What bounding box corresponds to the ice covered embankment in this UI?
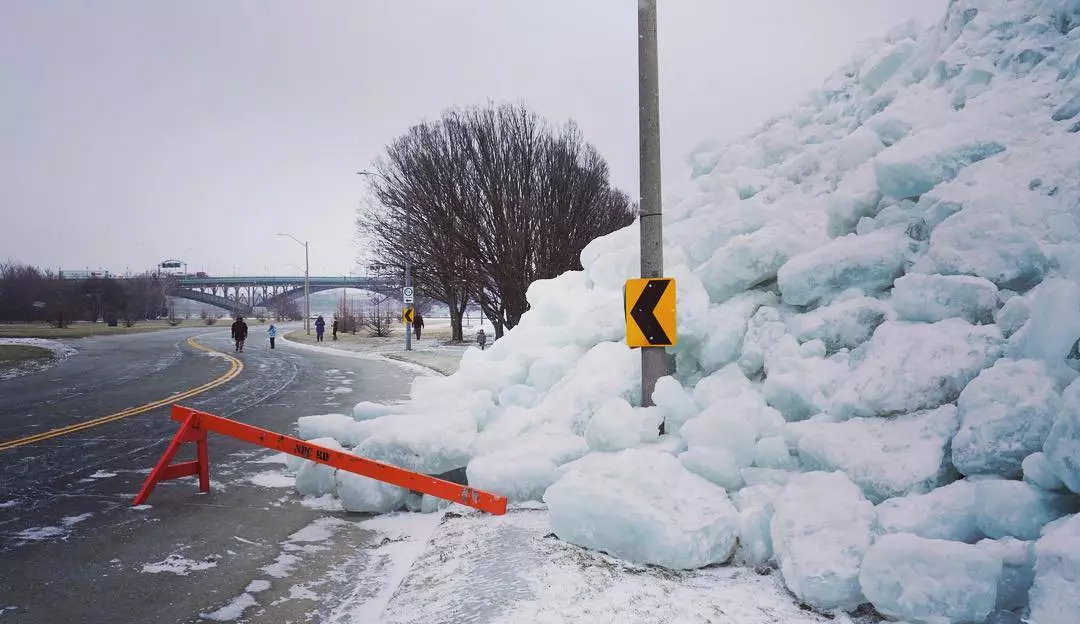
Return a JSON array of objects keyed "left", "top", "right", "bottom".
[{"left": 292, "top": 0, "right": 1080, "bottom": 621}]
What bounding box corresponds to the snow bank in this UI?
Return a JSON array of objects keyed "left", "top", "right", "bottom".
[
  {"left": 295, "top": 0, "right": 1080, "bottom": 615},
  {"left": 543, "top": 450, "right": 740, "bottom": 570}
]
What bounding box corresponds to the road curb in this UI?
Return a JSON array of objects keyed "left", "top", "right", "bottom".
[{"left": 278, "top": 333, "right": 451, "bottom": 377}]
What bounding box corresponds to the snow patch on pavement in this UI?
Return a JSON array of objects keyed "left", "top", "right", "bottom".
[{"left": 142, "top": 553, "right": 221, "bottom": 576}]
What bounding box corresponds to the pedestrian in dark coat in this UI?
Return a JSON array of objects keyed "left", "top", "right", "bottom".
[
  {"left": 413, "top": 313, "right": 424, "bottom": 340},
  {"left": 332, "top": 317, "right": 339, "bottom": 340},
  {"left": 315, "top": 315, "right": 326, "bottom": 342},
  {"left": 231, "top": 316, "right": 249, "bottom": 352}
]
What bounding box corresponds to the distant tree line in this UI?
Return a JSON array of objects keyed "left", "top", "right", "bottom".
[
  {"left": 358, "top": 102, "right": 636, "bottom": 342},
  {"left": 0, "top": 262, "right": 170, "bottom": 326}
]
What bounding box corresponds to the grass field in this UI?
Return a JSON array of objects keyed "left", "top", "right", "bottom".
[
  {"left": 0, "top": 344, "right": 55, "bottom": 365},
  {"left": 0, "top": 320, "right": 194, "bottom": 339}
]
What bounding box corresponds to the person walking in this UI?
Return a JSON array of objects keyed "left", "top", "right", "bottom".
[
  {"left": 315, "top": 315, "right": 326, "bottom": 342},
  {"left": 231, "top": 315, "right": 249, "bottom": 352},
  {"left": 476, "top": 328, "right": 487, "bottom": 351},
  {"left": 332, "top": 316, "right": 339, "bottom": 341},
  {"left": 267, "top": 322, "right": 277, "bottom": 349},
  {"left": 413, "top": 312, "right": 424, "bottom": 340}
]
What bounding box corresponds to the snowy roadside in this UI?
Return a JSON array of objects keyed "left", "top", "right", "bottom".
[
  {"left": 0, "top": 337, "right": 77, "bottom": 381},
  {"left": 280, "top": 331, "right": 467, "bottom": 377},
  {"left": 377, "top": 508, "right": 841, "bottom": 624}
]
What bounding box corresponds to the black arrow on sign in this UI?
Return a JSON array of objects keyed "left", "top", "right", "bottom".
[
  {"left": 404, "top": 309, "right": 414, "bottom": 324},
  {"left": 630, "top": 279, "right": 671, "bottom": 346}
]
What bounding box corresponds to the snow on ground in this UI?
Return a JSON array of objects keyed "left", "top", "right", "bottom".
[
  {"left": 293, "top": 1, "right": 1080, "bottom": 621},
  {"left": 0, "top": 337, "right": 76, "bottom": 380},
  {"left": 12, "top": 513, "right": 93, "bottom": 543},
  {"left": 141, "top": 553, "right": 220, "bottom": 576},
  {"left": 380, "top": 509, "right": 841, "bottom": 624},
  {"left": 248, "top": 470, "right": 295, "bottom": 488}
]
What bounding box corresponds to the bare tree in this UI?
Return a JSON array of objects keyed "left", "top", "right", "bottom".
[
  {"left": 361, "top": 293, "right": 396, "bottom": 337},
  {"left": 358, "top": 103, "right": 634, "bottom": 339}
]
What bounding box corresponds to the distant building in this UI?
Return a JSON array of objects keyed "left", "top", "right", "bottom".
[{"left": 59, "top": 269, "right": 113, "bottom": 280}]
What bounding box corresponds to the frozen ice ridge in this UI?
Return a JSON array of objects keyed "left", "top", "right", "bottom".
[{"left": 296, "top": 0, "right": 1080, "bottom": 620}]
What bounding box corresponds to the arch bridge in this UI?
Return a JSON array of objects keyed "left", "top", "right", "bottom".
[{"left": 168, "top": 276, "right": 402, "bottom": 315}]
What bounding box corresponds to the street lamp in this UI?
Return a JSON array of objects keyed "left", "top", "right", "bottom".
[{"left": 278, "top": 233, "right": 310, "bottom": 335}]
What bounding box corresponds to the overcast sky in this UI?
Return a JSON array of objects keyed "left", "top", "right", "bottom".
[{"left": 1, "top": 0, "right": 945, "bottom": 277}]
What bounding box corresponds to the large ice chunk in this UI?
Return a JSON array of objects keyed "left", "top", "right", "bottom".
[
  {"left": 875, "top": 479, "right": 983, "bottom": 543},
  {"left": 737, "top": 306, "right": 787, "bottom": 377},
  {"left": 584, "top": 398, "right": 662, "bottom": 452},
  {"left": 831, "top": 319, "right": 1003, "bottom": 418},
  {"left": 697, "top": 291, "right": 777, "bottom": 373},
  {"left": 859, "top": 533, "right": 1001, "bottom": 624},
  {"left": 679, "top": 392, "right": 764, "bottom": 467},
  {"left": 335, "top": 470, "right": 408, "bottom": 513},
  {"left": 352, "top": 401, "right": 394, "bottom": 422},
  {"left": 762, "top": 336, "right": 848, "bottom": 421},
  {"left": 679, "top": 448, "right": 745, "bottom": 490},
  {"left": 975, "top": 537, "right": 1036, "bottom": 611},
  {"left": 1024, "top": 451, "right": 1068, "bottom": 492},
  {"left": 770, "top": 471, "right": 875, "bottom": 609},
  {"left": 297, "top": 414, "right": 362, "bottom": 447},
  {"left": 797, "top": 405, "right": 959, "bottom": 503},
  {"left": 873, "top": 130, "right": 1005, "bottom": 199},
  {"left": 293, "top": 437, "right": 344, "bottom": 497},
  {"left": 952, "top": 359, "right": 1060, "bottom": 477},
  {"left": 467, "top": 432, "right": 588, "bottom": 503},
  {"left": 543, "top": 449, "right": 740, "bottom": 570},
  {"left": 1045, "top": 376, "right": 1080, "bottom": 493},
  {"left": 354, "top": 410, "right": 477, "bottom": 475},
  {"left": 1007, "top": 279, "right": 1080, "bottom": 387},
  {"left": 890, "top": 273, "right": 999, "bottom": 324},
  {"left": 1028, "top": 514, "right": 1080, "bottom": 624},
  {"left": 733, "top": 484, "right": 782, "bottom": 565},
  {"left": 786, "top": 294, "right": 891, "bottom": 352},
  {"left": 911, "top": 211, "right": 1048, "bottom": 291},
  {"left": 650, "top": 376, "right": 699, "bottom": 435},
  {"left": 975, "top": 479, "right": 1080, "bottom": 540},
  {"left": 777, "top": 230, "right": 910, "bottom": 307},
  {"left": 695, "top": 222, "right": 813, "bottom": 304}
]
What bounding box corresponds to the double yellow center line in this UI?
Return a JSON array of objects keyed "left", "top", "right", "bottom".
[{"left": 0, "top": 336, "right": 242, "bottom": 453}]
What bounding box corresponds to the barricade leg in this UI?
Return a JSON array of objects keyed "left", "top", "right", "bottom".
[{"left": 133, "top": 410, "right": 210, "bottom": 505}]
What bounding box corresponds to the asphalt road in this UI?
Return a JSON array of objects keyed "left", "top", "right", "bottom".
[{"left": 0, "top": 324, "right": 423, "bottom": 623}]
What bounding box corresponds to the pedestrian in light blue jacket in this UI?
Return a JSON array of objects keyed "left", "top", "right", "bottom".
[{"left": 268, "top": 323, "right": 278, "bottom": 349}]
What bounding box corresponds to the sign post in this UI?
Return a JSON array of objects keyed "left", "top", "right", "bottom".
[
  {"left": 637, "top": 0, "right": 666, "bottom": 419},
  {"left": 404, "top": 262, "right": 412, "bottom": 351}
]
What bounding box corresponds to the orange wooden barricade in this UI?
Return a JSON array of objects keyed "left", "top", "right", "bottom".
[{"left": 133, "top": 405, "right": 507, "bottom": 515}]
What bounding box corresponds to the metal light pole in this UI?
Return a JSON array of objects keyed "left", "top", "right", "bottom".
[
  {"left": 639, "top": 0, "right": 666, "bottom": 409},
  {"left": 278, "top": 233, "right": 311, "bottom": 335}
]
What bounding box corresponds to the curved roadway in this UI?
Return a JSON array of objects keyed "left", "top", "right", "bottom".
[{"left": 0, "top": 324, "right": 422, "bottom": 622}]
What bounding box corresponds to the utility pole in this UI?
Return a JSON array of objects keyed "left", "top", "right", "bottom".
[{"left": 638, "top": 0, "right": 665, "bottom": 410}]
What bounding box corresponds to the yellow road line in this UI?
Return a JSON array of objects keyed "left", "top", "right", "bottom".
[{"left": 0, "top": 336, "right": 242, "bottom": 452}]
